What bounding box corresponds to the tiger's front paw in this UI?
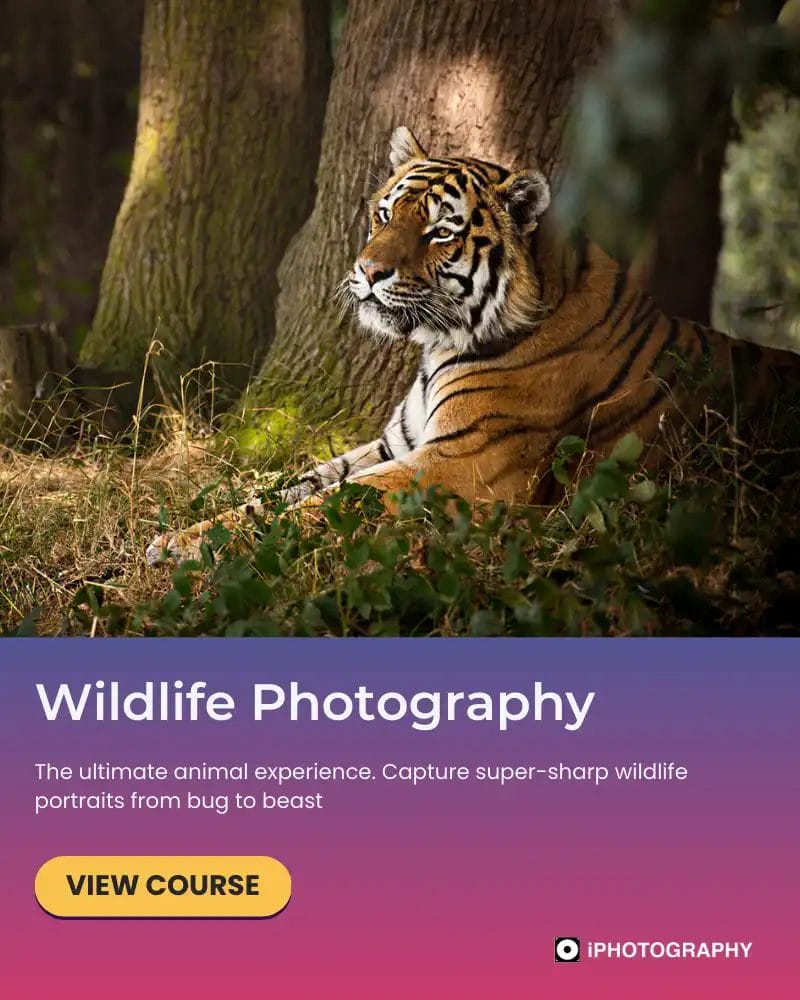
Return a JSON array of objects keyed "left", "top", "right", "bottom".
[
  {"left": 287, "top": 491, "right": 329, "bottom": 524},
  {"left": 278, "top": 477, "right": 321, "bottom": 507},
  {"left": 146, "top": 522, "right": 211, "bottom": 566},
  {"left": 145, "top": 502, "right": 262, "bottom": 567}
]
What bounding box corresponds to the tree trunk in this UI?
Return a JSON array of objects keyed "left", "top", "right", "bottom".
[
  {"left": 0, "top": 0, "right": 142, "bottom": 339},
  {"left": 629, "top": 104, "right": 731, "bottom": 326},
  {"left": 626, "top": 1, "right": 740, "bottom": 324},
  {"left": 81, "top": 0, "right": 332, "bottom": 405},
  {"left": 245, "top": 0, "right": 618, "bottom": 451},
  {"left": 0, "top": 324, "right": 69, "bottom": 413},
  {"left": 617, "top": 2, "right": 785, "bottom": 324}
]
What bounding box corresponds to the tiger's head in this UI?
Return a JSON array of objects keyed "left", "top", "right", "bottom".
[{"left": 344, "top": 126, "right": 551, "bottom": 353}]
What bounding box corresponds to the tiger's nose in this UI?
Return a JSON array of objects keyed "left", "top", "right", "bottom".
[{"left": 359, "top": 259, "right": 395, "bottom": 286}]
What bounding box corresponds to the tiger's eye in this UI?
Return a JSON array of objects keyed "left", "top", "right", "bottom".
[{"left": 435, "top": 228, "right": 454, "bottom": 241}]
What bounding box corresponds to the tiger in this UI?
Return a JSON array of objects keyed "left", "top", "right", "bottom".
[{"left": 146, "top": 125, "right": 800, "bottom": 565}]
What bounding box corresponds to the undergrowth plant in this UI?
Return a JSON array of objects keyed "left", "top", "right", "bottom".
[
  {"left": 66, "top": 421, "right": 800, "bottom": 637},
  {"left": 2, "top": 365, "right": 799, "bottom": 638}
]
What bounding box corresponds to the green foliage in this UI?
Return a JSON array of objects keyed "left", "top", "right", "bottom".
[{"left": 55, "top": 402, "right": 800, "bottom": 637}]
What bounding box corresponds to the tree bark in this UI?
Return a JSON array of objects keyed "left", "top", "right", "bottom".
[
  {"left": 81, "top": 0, "right": 332, "bottom": 404},
  {"left": 246, "top": 0, "right": 618, "bottom": 447}
]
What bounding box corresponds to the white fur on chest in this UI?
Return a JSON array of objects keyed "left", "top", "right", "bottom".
[{"left": 383, "top": 349, "right": 467, "bottom": 455}]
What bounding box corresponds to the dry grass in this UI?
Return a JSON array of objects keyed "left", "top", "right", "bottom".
[
  {"left": 0, "top": 416, "right": 258, "bottom": 633},
  {"left": 1, "top": 358, "right": 799, "bottom": 636},
  {"left": 0, "top": 351, "right": 324, "bottom": 634}
]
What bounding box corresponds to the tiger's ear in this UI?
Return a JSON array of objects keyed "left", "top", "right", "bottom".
[
  {"left": 389, "top": 126, "right": 427, "bottom": 171},
  {"left": 495, "top": 169, "right": 551, "bottom": 235}
]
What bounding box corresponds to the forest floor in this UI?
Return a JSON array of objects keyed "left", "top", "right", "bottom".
[{"left": 1, "top": 385, "right": 800, "bottom": 637}]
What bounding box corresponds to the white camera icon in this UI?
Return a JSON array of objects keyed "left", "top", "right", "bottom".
[{"left": 554, "top": 937, "right": 581, "bottom": 962}]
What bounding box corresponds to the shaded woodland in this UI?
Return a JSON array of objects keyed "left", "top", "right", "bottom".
[{"left": 1, "top": 0, "right": 799, "bottom": 636}]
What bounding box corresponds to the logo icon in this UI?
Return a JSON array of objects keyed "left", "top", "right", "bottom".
[{"left": 555, "top": 937, "right": 581, "bottom": 963}]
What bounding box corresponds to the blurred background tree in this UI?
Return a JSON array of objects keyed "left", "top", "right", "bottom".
[
  {"left": 0, "top": 0, "right": 143, "bottom": 338},
  {"left": 0, "top": 0, "right": 798, "bottom": 444},
  {"left": 78, "top": 0, "right": 332, "bottom": 405},
  {"left": 563, "top": 0, "right": 800, "bottom": 335}
]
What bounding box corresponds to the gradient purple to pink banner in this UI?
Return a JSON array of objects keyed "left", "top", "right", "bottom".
[{"left": 1, "top": 639, "right": 797, "bottom": 999}]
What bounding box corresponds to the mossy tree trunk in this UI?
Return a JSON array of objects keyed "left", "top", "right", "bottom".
[
  {"left": 81, "top": 0, "right": 332, "bottom": 404},
  {"left": 244, "top": 0, "right": 619, "bottom": 452}
]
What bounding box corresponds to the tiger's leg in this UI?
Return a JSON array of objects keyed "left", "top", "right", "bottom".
[
  {"left": 278, "top": 439, "right": 390, "bottom": 505},
  {"left": 291, "top": 445, "right": 499, "bottom": 515},
  {"left": 146, "top": 439, "right": 388, "bottom": 565}
]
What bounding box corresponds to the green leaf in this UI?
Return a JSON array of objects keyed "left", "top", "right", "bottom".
[
  {"left": 161, "top": 589, "right": 182, "bottom": 616},
  {"left": 15, "top": 608, "right": 40, "bottom": 637},
  {"left": 629, "top": 478, "right": 657, "bottom": 503},
  {"left": 556, "top": 435, "right": 587, "bottom": 456},
  {"left": 254, "top": 543, "right": 282, "bottom": 577},
  {"left": 435, "top": 570, "right": 462, "bottom": 602},
  {"left": 502, "top": 541, "right": 528, "bottom": 582},
  {"left": 205, "top": 522, "right": 232, "bottom": 550},
  {"left": 497, "top": 587, "right": 529, "bottom": 609},
  {"left": 189, "top": 478, "right": 224, "bottom": 513},
  {"left": 570, "top": 460, "right": 629, "bottom": 522},
  {"left": 172, "top": 567, "right": 196, "bottom": 598},
  {"left": 344, "top": 539, "right": 371, "bottom": 569},
  {"left": 469, "top": 609, "right": 503, "bottom": 636},
  {"left": 426, "top": 544, "right": 448, "bottom": 572},
  {"left": 586, "top": 500, "right": 607, "bottom": 534},
  {"left": 610, "top": 433, "right": 644, "bottom": 465},
  {"left": 666, "top": 502, "right": 715, "bottom": 566},
  {"left": 372, "top": 536, "right": 405, "bottom": 569},
  {"left": 552, "top": 459, "right": 572, "bottom": 486},
  {"left": 513, "top": 600, "right": 545, "bottom": 632},
  {"left": 552, "top": 436, "right": 588, "bottom": 486}
]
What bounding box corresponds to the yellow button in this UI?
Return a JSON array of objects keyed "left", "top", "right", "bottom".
[{"left": 35, "top": 856, "right": 291, "bottom": 918}]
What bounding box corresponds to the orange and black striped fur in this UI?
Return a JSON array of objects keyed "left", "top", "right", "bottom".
[{"left": 147, "top": 126, "right": 799, "bottom": 564}]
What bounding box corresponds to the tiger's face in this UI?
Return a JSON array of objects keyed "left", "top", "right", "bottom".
[{"left": 344, "top": 126, "right": 551, "bottom": 353}]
